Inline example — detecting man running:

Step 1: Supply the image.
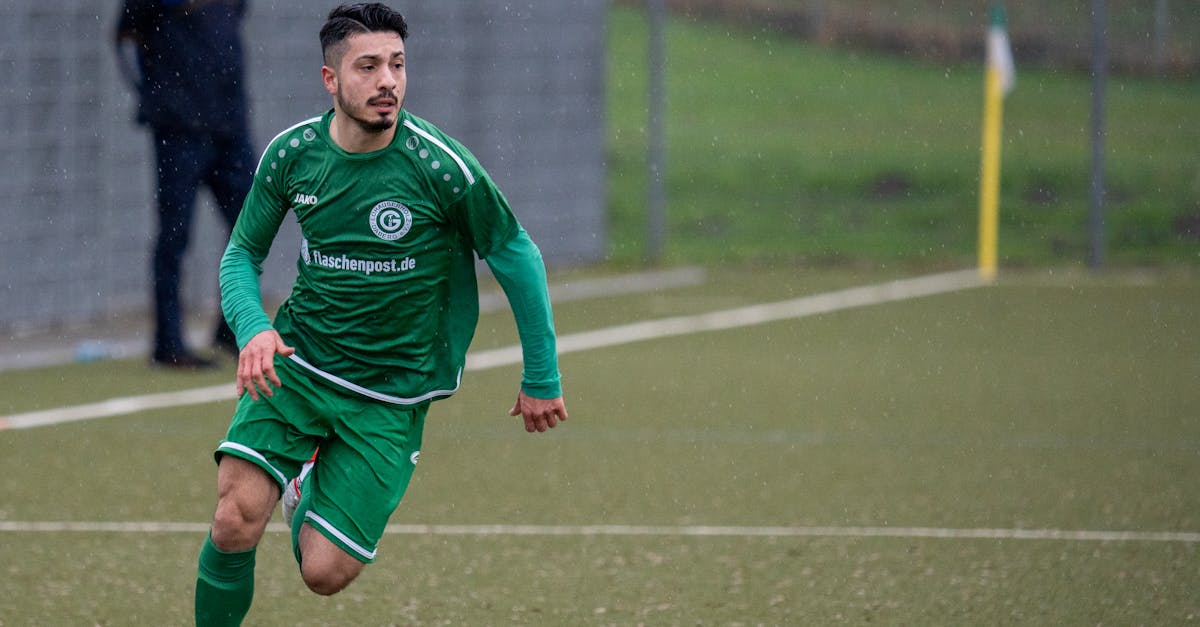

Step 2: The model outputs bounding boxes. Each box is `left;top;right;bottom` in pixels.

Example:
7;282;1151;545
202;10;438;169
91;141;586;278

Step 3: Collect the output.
194;4;567;624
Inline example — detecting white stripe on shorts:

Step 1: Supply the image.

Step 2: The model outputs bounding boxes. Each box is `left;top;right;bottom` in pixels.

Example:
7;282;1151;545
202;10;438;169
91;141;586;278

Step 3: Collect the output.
305;510;378;561
216;441;288;485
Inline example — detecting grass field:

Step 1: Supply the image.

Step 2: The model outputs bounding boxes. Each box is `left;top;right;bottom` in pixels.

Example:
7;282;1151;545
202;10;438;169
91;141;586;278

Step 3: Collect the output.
1;265;1198;624
607;6;1200;268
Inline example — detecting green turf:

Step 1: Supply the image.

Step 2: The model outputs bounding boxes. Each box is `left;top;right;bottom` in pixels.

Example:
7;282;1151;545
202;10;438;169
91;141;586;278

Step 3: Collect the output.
1;265;1197;624
607;6;1200;268
3;532;1196;624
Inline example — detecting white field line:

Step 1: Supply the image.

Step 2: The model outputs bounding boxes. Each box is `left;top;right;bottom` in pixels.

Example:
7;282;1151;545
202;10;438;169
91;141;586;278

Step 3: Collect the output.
0;384;235;431
0;269;984;431
479;265;707;312
0;520;1195;543
470;268;984;369
0;267;708;372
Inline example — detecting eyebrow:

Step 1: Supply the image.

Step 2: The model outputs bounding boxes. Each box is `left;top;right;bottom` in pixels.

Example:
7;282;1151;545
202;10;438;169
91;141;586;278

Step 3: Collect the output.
354;50;405;64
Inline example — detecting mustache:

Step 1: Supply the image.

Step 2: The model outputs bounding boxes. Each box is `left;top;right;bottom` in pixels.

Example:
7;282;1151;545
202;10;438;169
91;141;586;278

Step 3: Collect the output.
368;91;398;104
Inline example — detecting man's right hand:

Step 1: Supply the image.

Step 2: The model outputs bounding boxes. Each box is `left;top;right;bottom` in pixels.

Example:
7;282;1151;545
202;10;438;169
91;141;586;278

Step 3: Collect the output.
237;330;295;400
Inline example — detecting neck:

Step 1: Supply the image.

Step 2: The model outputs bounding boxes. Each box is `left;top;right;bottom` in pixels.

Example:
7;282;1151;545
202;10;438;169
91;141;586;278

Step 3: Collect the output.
328;110;397;153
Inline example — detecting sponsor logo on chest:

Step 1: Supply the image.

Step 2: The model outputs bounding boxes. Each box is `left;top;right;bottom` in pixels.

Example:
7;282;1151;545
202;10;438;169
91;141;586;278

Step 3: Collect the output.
296;198;421;277
293;192;319;206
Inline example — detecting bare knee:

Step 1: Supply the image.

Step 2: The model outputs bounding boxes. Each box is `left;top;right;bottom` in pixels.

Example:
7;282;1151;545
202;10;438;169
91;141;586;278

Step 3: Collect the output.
209;456;279;552
210;496;271;551
300;556;363;596
302;572;353;596
298;525;364;595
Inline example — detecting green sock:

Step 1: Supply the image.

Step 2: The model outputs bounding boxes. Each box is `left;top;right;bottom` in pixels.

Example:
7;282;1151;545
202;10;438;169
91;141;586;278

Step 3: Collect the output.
195;533;256;627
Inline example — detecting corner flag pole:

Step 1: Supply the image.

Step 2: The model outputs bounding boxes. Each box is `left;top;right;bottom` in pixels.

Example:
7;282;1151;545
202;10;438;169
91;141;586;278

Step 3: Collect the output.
978;4;1015;281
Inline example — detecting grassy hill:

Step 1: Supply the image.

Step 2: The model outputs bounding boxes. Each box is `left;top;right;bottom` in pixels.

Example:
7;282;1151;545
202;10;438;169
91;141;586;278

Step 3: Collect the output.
606;5;1200;270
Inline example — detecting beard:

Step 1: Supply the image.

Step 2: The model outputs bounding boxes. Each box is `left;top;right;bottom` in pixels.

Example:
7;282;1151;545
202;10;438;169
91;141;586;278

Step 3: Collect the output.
336;88;401;134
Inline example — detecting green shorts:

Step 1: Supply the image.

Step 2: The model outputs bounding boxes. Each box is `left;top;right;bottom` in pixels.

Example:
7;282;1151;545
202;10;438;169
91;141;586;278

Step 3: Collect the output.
215;358;427;563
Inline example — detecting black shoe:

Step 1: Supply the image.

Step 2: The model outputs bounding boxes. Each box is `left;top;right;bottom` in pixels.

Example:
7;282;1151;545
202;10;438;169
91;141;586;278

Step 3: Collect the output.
151;351;216;369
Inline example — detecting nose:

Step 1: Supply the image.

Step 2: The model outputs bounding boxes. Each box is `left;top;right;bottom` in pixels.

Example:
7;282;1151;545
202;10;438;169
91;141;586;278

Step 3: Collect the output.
378;68;398;91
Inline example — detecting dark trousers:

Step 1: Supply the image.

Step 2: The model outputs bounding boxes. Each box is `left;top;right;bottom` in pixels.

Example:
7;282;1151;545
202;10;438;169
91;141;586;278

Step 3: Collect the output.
151;126;254;357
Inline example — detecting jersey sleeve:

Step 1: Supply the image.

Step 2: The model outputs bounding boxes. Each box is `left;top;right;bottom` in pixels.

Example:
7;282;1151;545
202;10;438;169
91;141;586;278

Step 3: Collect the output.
219;146;291;348
445;170;520;259
485;227;562;399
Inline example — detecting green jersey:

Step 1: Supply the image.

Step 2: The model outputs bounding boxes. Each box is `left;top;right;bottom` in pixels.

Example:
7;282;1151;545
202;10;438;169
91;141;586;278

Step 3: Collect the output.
221;109;560;404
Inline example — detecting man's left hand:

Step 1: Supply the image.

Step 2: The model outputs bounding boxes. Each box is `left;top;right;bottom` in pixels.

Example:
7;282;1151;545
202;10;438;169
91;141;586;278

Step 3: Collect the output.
509;392;568;433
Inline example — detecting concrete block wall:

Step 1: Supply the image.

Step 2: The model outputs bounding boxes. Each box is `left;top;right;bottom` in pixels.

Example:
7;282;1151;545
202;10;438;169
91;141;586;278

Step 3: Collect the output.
0;0;607;333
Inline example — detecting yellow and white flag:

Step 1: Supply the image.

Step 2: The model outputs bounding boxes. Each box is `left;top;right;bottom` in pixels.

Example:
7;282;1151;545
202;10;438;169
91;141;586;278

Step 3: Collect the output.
987;5;1016;94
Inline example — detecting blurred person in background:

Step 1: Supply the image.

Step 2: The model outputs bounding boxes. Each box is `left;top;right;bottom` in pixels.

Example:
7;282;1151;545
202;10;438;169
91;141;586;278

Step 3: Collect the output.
115;0;253;368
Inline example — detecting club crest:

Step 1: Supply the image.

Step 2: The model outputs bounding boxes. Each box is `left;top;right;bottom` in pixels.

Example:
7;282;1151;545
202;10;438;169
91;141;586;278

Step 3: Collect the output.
369;201;412;241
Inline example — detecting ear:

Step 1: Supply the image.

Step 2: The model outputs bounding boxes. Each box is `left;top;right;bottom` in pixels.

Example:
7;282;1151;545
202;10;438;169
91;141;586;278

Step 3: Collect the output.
322;65;337;96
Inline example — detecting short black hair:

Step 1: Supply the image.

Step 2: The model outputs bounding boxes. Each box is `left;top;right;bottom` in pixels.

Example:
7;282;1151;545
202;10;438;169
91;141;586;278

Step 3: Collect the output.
319;3;409;66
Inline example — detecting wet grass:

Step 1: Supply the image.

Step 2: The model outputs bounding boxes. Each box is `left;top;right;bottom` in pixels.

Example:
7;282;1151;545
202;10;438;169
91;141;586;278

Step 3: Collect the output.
1;265;1197;624
606;6;1200;269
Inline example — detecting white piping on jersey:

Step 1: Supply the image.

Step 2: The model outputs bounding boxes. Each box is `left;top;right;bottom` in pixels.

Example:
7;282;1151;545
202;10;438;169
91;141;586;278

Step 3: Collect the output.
254;115;323;174
305;510;378;560
402;119;477;185
215;442;288;486
288;353;461;405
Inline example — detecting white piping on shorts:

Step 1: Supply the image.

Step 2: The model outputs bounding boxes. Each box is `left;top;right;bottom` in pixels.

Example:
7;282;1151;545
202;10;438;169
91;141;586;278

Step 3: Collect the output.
287;354;461;405
305;510;377;560
215;441;288;485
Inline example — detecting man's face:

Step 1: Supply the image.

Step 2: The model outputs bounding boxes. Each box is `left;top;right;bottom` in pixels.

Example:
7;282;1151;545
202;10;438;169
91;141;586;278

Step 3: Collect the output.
323;31;407;134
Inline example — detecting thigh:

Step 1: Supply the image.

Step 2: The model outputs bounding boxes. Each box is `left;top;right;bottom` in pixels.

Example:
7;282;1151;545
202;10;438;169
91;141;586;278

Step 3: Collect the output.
297;523;366;592
302;400;428;564
210;455;279;551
